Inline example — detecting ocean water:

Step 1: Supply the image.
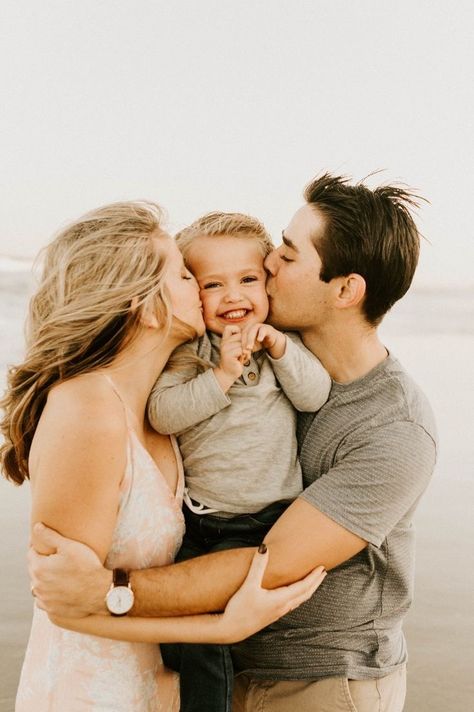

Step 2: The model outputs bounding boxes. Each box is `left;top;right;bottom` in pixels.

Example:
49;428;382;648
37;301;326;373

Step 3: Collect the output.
1;267;473;711
1;264;473;369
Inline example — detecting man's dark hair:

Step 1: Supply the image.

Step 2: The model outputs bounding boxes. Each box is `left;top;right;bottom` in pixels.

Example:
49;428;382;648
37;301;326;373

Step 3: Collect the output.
304;173;423;325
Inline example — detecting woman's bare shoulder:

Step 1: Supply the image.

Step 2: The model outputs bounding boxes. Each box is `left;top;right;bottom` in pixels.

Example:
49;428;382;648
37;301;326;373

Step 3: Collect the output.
41;373;126;439
30;373;128;488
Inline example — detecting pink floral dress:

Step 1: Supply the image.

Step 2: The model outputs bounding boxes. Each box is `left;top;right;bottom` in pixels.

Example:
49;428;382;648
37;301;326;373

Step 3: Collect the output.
16;381;185;711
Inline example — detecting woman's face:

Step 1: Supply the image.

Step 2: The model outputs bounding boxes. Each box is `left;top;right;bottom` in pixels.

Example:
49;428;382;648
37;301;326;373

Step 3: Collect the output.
157;235;205;336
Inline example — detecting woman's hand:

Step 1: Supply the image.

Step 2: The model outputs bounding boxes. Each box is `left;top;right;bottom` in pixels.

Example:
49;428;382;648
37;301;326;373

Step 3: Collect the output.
218;545;326;643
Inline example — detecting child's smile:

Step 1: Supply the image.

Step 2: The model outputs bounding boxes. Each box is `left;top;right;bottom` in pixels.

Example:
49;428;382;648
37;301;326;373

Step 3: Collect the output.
185;235;269;337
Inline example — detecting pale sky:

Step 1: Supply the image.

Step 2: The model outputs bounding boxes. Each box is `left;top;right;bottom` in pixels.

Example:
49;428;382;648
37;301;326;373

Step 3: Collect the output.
1;0;473;287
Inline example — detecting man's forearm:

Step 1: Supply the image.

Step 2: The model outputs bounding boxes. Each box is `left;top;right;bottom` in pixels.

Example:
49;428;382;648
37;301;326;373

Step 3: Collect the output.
31;500;365;618
128;497;366;617
130;547;256;616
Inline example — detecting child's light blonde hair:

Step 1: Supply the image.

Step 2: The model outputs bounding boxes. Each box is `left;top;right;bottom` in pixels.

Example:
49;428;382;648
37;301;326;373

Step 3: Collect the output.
175;211;274;261
1;200;177;485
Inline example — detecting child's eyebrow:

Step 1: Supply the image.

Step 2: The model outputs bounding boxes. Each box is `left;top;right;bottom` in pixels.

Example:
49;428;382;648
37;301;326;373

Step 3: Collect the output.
281;231;299;252
199;266;265;279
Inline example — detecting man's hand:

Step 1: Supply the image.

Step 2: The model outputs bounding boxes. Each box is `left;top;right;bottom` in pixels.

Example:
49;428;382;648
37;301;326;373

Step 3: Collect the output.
242;323;287;360
213;325;244;392
29;522;111;618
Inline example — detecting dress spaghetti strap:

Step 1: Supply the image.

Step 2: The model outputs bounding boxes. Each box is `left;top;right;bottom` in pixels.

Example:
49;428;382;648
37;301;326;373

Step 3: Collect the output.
101;373;133;429
99;372;184;501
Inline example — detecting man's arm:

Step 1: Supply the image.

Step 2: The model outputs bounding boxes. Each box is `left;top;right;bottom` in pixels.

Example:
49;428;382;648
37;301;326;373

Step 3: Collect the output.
31;404;435;619
30;500;365;617
131;499;365;615
47;551;327;643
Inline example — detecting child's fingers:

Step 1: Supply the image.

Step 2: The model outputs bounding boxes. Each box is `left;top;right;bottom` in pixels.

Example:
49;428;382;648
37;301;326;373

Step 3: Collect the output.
223;343;244;360
221;325;242;342
256;325;272;342
241;323;261;351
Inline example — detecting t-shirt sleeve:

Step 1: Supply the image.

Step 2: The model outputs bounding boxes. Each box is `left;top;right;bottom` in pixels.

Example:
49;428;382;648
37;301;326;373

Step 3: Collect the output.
299;420;437;547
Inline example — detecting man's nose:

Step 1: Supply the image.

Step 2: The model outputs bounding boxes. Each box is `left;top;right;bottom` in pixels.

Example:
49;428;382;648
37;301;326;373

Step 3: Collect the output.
264;249;278;275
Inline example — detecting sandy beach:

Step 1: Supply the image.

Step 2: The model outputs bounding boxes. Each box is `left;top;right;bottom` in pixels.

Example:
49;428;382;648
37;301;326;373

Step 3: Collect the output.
1;285;473;711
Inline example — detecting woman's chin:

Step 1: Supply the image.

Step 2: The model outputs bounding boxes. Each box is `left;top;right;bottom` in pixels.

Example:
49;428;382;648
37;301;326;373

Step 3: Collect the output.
169;316;201;343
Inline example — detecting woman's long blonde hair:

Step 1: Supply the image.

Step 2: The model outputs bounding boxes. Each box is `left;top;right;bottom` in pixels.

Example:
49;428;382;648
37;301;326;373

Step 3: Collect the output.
1;200;171;485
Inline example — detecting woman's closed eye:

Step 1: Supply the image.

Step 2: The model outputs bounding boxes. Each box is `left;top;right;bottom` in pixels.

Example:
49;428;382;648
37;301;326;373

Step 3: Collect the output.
279;254;294;263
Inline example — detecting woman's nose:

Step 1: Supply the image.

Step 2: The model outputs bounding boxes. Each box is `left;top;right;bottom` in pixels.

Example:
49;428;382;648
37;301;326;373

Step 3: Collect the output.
264;249;278;275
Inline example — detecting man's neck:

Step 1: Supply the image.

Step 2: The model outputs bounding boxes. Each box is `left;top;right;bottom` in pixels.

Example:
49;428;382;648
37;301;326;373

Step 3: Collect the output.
301;321;388;384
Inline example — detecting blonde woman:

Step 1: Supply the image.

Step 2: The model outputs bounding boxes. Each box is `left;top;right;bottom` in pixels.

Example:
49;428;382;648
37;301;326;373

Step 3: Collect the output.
0;202;326;711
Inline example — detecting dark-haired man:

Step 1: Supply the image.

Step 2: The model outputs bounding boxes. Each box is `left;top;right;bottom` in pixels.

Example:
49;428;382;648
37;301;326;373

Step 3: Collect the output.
30;174;437;711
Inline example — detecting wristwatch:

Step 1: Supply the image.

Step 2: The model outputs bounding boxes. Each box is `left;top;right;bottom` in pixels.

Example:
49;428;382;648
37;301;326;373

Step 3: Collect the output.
105;568;134;616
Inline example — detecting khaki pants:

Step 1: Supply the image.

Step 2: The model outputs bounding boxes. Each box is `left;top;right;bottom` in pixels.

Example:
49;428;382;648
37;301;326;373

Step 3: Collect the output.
233;665;406;712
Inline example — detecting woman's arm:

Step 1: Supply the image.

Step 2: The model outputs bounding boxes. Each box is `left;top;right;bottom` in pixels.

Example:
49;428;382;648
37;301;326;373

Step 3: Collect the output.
29;378;127;562
49;549;327;644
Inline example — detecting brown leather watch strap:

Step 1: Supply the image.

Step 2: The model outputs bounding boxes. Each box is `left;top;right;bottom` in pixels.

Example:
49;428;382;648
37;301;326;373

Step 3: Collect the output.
113;568;129;587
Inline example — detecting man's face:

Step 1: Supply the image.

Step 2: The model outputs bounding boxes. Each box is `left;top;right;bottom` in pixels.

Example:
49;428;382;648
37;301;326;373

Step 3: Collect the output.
265;205;331;332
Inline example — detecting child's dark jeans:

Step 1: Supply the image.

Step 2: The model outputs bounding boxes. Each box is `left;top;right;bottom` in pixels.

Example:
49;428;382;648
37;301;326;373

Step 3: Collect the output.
161;499;292;712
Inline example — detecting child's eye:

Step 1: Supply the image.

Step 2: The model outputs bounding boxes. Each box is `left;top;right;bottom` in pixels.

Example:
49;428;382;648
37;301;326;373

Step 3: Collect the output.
203;282;221;289
241;276;258;283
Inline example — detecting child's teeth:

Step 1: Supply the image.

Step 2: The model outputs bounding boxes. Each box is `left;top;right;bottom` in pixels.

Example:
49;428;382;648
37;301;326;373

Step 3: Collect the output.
226;310;246;319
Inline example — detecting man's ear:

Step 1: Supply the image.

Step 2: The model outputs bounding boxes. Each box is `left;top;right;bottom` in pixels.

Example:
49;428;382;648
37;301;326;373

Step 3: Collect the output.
131;296;160;329
334;274;366;310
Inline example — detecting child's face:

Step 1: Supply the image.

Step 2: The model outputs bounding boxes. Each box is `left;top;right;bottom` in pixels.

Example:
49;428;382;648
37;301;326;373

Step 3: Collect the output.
185;235;269;336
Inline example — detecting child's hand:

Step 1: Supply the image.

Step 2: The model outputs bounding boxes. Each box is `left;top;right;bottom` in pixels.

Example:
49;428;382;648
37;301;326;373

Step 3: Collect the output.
213;325;244;393
241;323;287;360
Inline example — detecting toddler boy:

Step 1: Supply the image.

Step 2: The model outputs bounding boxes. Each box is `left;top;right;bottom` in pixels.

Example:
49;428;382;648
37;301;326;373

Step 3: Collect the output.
148;212;331;712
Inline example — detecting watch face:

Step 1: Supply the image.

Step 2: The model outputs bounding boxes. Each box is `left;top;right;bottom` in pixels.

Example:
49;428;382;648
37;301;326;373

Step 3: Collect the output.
106;585;134;615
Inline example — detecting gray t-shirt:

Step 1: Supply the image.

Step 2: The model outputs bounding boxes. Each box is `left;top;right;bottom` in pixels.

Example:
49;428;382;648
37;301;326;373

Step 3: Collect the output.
232;355;437;680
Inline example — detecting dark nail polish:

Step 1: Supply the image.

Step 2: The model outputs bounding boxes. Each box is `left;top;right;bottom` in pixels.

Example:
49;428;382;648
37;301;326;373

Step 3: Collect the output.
258;543;267;554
